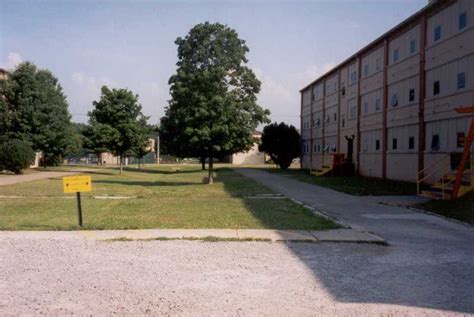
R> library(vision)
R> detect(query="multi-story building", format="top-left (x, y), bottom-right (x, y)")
top-left (300, 0), bottom-right (473, 183)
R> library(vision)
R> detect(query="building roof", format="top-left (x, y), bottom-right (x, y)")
top-left (0, 68), bottom-right (8, 75)
top-left (300, 0), bottom-right (453, 92)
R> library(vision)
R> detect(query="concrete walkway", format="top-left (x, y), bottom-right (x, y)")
top-left (236, 168), bottom-right (474, 243)
top-left (0, 168), bottom-right (102, 186)
top-left (0, 228), bottom-right (383, 243)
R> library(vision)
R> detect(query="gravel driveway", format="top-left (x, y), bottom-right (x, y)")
top-left (0, 232), bottom-right (472, 316)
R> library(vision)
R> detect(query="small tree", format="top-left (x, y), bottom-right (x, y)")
top-left (83, 123), bottom-right (118, 165)
top-left (0, 140), bottom-right (35, 174)
top-left (259, 122), bottom-right (301, 170)
top-left (88, 86), bottom-right (149, 174)
top-left (131, 122), bottom-right (154, 170)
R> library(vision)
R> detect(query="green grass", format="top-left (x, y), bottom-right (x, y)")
top-left (416, 191), bottom-right (474, 224)
top-left (0, 165), bottom-right (338, 231)
top-left (266, 168), bottom-right (418, 196)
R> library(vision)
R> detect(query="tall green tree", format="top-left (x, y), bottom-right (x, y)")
top-left (88, 86), bottom-right (149, 174)
top-left (0, 62), bottom-right (72, 166)
top-left (160, 22), bottom-right (270, 184)
top-left (259, 122), bottom-right (301, 170)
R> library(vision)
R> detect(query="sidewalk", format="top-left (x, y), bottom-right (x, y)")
top-left (0, 228), bottom-right (386, 244)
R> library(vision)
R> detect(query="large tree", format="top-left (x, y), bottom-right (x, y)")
top-left (88, 86), bottom-right (149, 174)
top-left (160, 22), bottom-right (270, 183)
top-left (0, 62), bottom-right (72, 166)
top-left (259, 122), bottom-right (301, 170)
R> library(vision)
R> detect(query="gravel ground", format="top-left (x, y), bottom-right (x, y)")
top-left (0, 233), bottom-right (471, 316)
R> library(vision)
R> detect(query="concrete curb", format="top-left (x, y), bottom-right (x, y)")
top-left (73, 228), bottom-right (387, 244)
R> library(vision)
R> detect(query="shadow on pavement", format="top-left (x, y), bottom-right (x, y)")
top-left (230, 167), bottom-right (474, 314)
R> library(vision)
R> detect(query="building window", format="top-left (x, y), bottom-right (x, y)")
top-left (459, 12), bottom-right (467, 30)
top-left (408, 137), bottom-right (415, 150)
top-left (375, 139), bottom-right (380, 151)
top-left (457, 72), bottom-right (466, 90)
top-left (392, 138), bottom-right (398, 150)
top-left (375, 98), bottom-right (381, 111)
top-left (364, 64), bottom-right (369, 76)
top-left (409, 40), bottom-right (416, 54)
top-left (393, 49), bottom-right (399, 62)
top-left (409, 89), bottom-right (415, 102)
top-left (342, 116), bottom-right (345, 128)
top-left (376, 58), bottom-right (381, 70)
top-left (314, 144), bottom-right (317, 152)
top-left (363, 139), bottom-right (368, 152)
top-left (391, 94), bottom-right (398, 107)
top-left (341, 87), bottom-right (346, 96)
top-left (334, 113), bottom-right (337, 121)
top-left (431, 134), bottom-right (440, 151)
top-left (457, 132), bottom-right (465, 148)
top-left (350, 71), bottom-right (357, 84)
top-left (433, 81), bottom-right (440, 95)
top-left (364, 102), bottom-right (369, 114)
top-left (317, 144), bottom-right (321, 152)
top-left (434, 25), bottom-right (442, 41)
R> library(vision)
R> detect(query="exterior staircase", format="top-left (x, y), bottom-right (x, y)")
top-left (419, 167), bottom-right (473, 200)
top-left (417, 106), bottom-right (474, 200)
top-left (313, 164), bottom-right (332, 176)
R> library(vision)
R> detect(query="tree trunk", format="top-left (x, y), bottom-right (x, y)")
top-left (43, 156), bottom-right (47, 168)
top-left (208, 156), bottom-right (214, 184)
top-left (119, 155), bottom-right (123, 175)
top-left (201, 156), bottom-right (206, 170)
top-left (138, 158), bottom-right (141, 170)
top-left (97, 153), bottom-right (101, 166)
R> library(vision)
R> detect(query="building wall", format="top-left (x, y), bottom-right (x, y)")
top-left (300, 0), bottom-right (473, 183)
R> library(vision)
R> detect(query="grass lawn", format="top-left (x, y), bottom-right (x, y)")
top-left (265, 168), bottom-right (418, 196)
top-left (0, 165), bottom-right (338, 231)
top-left (415, 191), bottom-right (474, 225)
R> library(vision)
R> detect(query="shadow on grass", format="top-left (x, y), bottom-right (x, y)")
top-left (94, 179), bottom-right (202, 187)
top-left (117, 167), bottom-right (204, 175)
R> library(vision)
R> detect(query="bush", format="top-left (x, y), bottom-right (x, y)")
top-left (0, 140), bottom-right (36, 174)
top-left (259, 122), bottom-right (301, 170)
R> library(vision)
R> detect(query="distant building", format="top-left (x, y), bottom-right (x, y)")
top-left (224, 131), bottom-right (266, 165)
top-left (300, 0), bottom-right (473, 183)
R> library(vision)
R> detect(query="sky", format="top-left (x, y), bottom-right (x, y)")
top-left (0, 0), bottom-right (427, 127)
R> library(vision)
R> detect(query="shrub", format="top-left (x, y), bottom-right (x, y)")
top-left (259, 122), bottom-right (301, 170)
top-left (0, 140), bottom-right (35, 174)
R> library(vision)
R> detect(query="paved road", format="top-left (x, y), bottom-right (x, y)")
top-left (236, 168), bottom-right (474, 314)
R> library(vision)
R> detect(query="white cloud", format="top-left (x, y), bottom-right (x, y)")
top-left (1, 52), bottom-right (23, 70)
top-left (252, 62), bottom-right (336, 128)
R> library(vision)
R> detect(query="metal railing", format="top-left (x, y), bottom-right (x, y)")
top-left (416, 154), bottom-right (450, 195)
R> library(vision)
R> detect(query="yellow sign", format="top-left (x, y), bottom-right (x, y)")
top-left (63, 175), bottom-right (92, 193)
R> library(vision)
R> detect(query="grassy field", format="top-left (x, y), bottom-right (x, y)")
top-left (265, 168), bottom-right (418, 196)
top-left (0, 165), bottom-right (338, 230)
top-left (416, 191), bottom-right (474, 225)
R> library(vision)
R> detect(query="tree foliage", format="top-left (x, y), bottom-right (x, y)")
top-left (160, 22), bottom-right (270, 183)
top-left (88, 86), bottom-right (149, 174)
top-left (0, 62), bottom-right (72, 166)
top-left (0, 139), bottom-right (36, 174)
top-left (259, 122), bottom-right (301, 170)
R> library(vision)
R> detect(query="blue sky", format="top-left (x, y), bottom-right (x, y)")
top-left (0, 0), bottom-right (427, 127)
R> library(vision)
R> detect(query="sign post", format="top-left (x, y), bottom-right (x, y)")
top-left (63, 175), bottom-right (92, 227)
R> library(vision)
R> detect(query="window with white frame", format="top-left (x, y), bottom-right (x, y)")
top-left (375, 98), bottom-right (381, 111)
top-left (410, 40), bottom-right (416, 54)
